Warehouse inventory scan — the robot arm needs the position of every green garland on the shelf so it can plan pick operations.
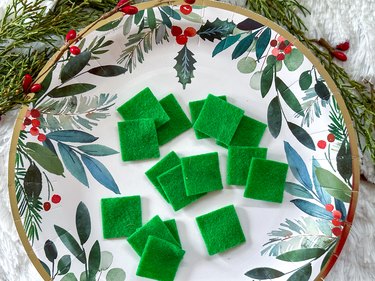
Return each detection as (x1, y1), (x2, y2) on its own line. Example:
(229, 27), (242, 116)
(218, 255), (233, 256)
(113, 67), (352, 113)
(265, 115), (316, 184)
(0, 0), (374, 162)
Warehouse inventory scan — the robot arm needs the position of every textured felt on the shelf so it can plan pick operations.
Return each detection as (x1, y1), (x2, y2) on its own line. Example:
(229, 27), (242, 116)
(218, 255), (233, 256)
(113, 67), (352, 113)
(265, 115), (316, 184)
(157, 94), (192, 145)
(101, 196), (142, 239)
(230, 115), (267, 147)
(116, 87), (169, 128)
(189, 95), (227, 139)
(227, 147), (268, 186)
(244, 158), (289, 203)
(181, 152), (223, 196)
(196, 205), (246, 255)
(117, 119), (160, 161)
(193, 94), (244, 145)
(157, 165), (205, 211)
(127, 215), (179, 256)
(164, 219), (181, 246)
(136, 236), (185, 281)
(145, 151), (181, 202)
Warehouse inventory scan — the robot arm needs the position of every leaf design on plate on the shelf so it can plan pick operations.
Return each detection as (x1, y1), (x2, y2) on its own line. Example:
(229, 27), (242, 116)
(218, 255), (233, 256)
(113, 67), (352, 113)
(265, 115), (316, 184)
(260, 64), (274, 97)
(160, 6), (181, 20)
(57, 255), (71, 275)
(99, 251), (113, 271)
(336, 140), (352, 182)
(77, 144), (118, 156)
(123, 15), (133, 36)
(284, 49), (304, 71)
(134, 9), (144, 25)
(88, 241), (101, 279)
(24, 163), (42, 202)
(314, 80), (331, 100)
(43, 138), (57, 154)
(44, 240), (58, 262)
(284, 182), (314, 199)
(106, 268), (126, 281)
(76, 202), (91, 245)
(97, 18), (122, 32)
(287, 122), (316, 151)
(35, 66), (54, 98)
(236, 18), (264, 31)
(232, 32), (257, 59)
(39, 259), (51, 276)
(256, 27), (271, 60)
(54, 225), (86, 263)
(245, 267), (285, 279)
(47, 83), (96, 98)
(267, 96), (282, 138)
(299, 70), (312, 90)
(61, 272), (78, 281)
(25, 142), (64, 175)
(275, 77), (304, 116)
(212, 34), (240, 57)
(177, 10), (203, 23)
(174, 45), (196, 89)
(335, 198), (347, 220)
(197, 18), (236, 42)
(277, 248), (326, 262)
(47, 130), (98, 143)
(147, 8), (156, 29)
(291, 199), (333, 219)
(287, 263), (312, 281)
(312, 157), (331, 205)
(88, 66), (126, 77)
(60, 51), (91, 83)
(159, 9), (172, 28)
(320, 246), (335, 270)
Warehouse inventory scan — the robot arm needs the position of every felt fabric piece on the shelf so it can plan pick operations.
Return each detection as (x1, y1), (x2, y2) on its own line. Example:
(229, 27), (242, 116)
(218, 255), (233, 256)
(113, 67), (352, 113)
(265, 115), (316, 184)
(181, 152), (223, 196)
(136, 236), (185, 281)
(230, 115), (267, 147)
(116, 87), (170, 128)
(244, 158), (289, 203)
(118, 119), (160, 161)
(127, 215), (179, 256)
(101, 196), (142, 239)
(157, 94), (192, 145)
(193, 94), (244, 145)
(157, 165), (205, 211)
(145, 151), (181, 202)
(196, 205), (246, 255)
(164, 219), (181, 246)
(189, 95), (227, 139)
(227, 147), (268, 186)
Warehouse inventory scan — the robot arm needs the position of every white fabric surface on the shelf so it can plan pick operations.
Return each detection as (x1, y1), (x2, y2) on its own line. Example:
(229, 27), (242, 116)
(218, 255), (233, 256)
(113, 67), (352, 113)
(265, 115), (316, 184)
(0, 0), (374, 280)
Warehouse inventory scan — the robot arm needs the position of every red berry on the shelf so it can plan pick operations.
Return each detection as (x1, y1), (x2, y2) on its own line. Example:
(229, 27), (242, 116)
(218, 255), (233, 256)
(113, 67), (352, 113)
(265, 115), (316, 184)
(65, 29), (77, 41)
(31, 119), (40, 127)
(171, 25), (183, 36)
(276, 53), (285, 61)
(184, 0), (196, 4)
(184, 27), (197, 37)
(22, 74), (33, 92)
(332, 51), (347, 61)
(69, 46), (81, 55)
(30, 127), (39, 136)
(176, 34), (188, 45)
(270, 39), (278, 47)
(332, 210), (342, 219)
(279, 41), (286, 51)
(38, 133), (46, 142)
(317, 140), (327, 149)
(332, 219), (342, 227)
(30, 109), (40, 118)
(116, 0), (129, 7)
(284, 45), (292, 54)
(30, 84), (42, 93)
(332, 227), (342, 236)
(336, 41), (350, 51)
(180, 4), (192, 15)
(24, 117), (32, 126)
(327, 133), (335, 142)
(51, 194), (61, 204)
(43, 202), (51, 211)
(325, 204), (334, 212)
(121, 5), (138, 15)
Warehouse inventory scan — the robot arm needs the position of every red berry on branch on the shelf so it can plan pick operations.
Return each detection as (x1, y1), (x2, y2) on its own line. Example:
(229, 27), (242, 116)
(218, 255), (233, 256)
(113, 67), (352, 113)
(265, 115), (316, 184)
(171, 26), (183, 36)
(69, 46), (81, 55)
(332, 219), (342, 227)
(184, 27), (197, 37)
(22, 74), (33, 92)
(270, 39), (278, 47)
(325, 204), (334, 212)
(30, 84), (42, 93)
(24, 118), (32, 126)
(278, 41), (286, 51)
(43, 202), (51, 211)
(332, 210), (342, 219)
(30, 109), (40, 118)
(184, 0), (196, 4)
(30, 127), (39, 136)
(284, 45), (292, 54)
(317, 140), (327, 149)
(276, 53), (285, 61)
(116, 0), (130, 7)
(121, 5), (138, 15)
(65, 29), (77, 41)
(31, 119), (40, 127)
(336, 41), (350, 51)
(176, 34), (188, 45)
(332, 51), (347, 61)
(180, 4), (192, 15)
(38, 133), (47, 142)
(332, 227), (342, 236)
(327, 133), (335, 142)
(51, 194), (61, 204)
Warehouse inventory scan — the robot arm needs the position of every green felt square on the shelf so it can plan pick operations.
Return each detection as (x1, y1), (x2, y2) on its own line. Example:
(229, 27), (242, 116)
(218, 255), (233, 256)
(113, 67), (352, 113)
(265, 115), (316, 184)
(101, 196), (141, 238)
(193, 94), (244, 145)
(244, 158), (288, 203)
(136, 236), (185, 281)
(117, 87), (170, 128)
(196, 205), (246, 255)
(189, 95), (227, 139)
(127, 215), (179, 256)
(227, 147), (268, 186)
(157, 94), (192, 145)
(230, 115), (267, 147)
(181, 152), (223, 196)
(118, 119), (160, 161)
(158, 165), (205, 211)
(164, 219), (181, 246)
(145, 151), (181, 202)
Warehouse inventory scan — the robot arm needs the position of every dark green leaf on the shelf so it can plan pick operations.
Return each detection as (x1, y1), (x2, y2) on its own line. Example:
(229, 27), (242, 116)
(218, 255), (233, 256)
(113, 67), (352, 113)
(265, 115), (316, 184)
(277, 248), (325, 262)
(58, 143), (88, 186)
(60, 51), (91, 83)
(61, 273), (78, 281)
(336, 140), (352, 182)
(321, 246), (335, 270)
(77, 144), (118, 156)
(57, 255), (71, 275)
(44, 240), (58, 262)
(291, 199), (333, 219)
(315, 167), (352, 202)
(35, 67), (54, 98)
(106, 268), (126, 281)
(25, 142), (64, 175)
(174, 45), (196, 89)
(236, 18), (263, 30)
(47, 130), (98, 143)
(284, 49), (304, 71)
(276, 77), (304, 116)
(267, 96), (282, 138)
(232, 33), (257, 59)
(88, 65), (126, 77)
(160, 6), (181, 20)
(24, 163), (42, 201)
(76, 202), (91, 245)
(256, 28), (271, 60)
(197, 18), (236, 42)
(287, 263), (312, 281)
(335, 198), (347, 220)
(96, 18), (122, 32)
(260, 64), (274, 97)
(212, 34), (240, 57)
(88, 241), (101, 279)
(287, 122), (316, 150)
(39, 259), (50, 276)
(245, 267), (285, 279)
(284, 182), (314, 199)
(159, 9), (172, 28)
(299, 71), (312, 90)
(47, 83), (96, 98)
(146, 8), (156, 29)
(99, 251), (113, 271)
(315, 81), (331, 100)
(54, 225), (86, 263)
(43, 138), (57, 155)
(134, 10), (144, 25)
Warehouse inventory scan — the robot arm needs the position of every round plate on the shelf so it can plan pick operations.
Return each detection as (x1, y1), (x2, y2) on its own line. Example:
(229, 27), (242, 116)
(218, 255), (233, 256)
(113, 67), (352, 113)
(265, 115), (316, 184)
(8, 1), (359, 280)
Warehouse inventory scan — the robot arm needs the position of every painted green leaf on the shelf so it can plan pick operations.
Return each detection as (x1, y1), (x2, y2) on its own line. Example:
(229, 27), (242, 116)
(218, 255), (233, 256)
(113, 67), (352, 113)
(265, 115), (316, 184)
(287, 263), (312, 281)
(47, 130), (98, 143)
(174, 45), (196, 89)
(44, 240), (58, 262)
(287, 122), (316, 150)
(232, 32), (257, 59)
(88, 241), (101, 279)
(256, 28), (271, 60)
(284, 182), (314, 199)
(47, 83), (96, 98)
(336, 140), (352, 182)
(321, 246), (335, 270)
(245, 267), (285, 279)
(314, 80), (331, 100)
(106, 268), (126, 281)
(315, 167), (352, 202)
(77, 144), (118, 156)
(197, 18), (236, 42)
(236, 18), (263, 31)
(267, 96), (282, 138)
(250, 71), (262, 90)
(39, 259), (50, 276)
(146, 8), (156, 29)
(276, 77), (304, 116)
(35, 66), (54, 98)
(260, 64), (274, 97)
(159, 9), (172, 28)
(88, 65), (126, 77)
(277, 248), (326, 262)
(54, 225), (86, 263)
(57, 255), (71, 275)
(24, 163), (42, 201)
(60, 51), (91, 83)
(97, 18), (122, 32)
(299, 71), (312, 90)
(177, 11), (203, 23)
(76, 202), (91, 245)
(212, 34), (240, 57)
(237, 57), (257, 74)
(284, 49), (304, 71)
(99, 251), (113, 271)
(160, 6), (181, 20)
(266, 55), (277, 66)
(155, 23), (167, 44)
(134, 10), (144, 25)
(61, 273), (78, 281)
(25, 142), (64, 175)
(123, 15), (133, 36)
(291, 199), (333, 219)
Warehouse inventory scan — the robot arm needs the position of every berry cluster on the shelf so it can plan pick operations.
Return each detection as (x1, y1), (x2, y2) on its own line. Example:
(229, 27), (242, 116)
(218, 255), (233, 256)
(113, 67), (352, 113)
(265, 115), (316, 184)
(22, 74), (42, 94)
(22, 109), (46, 142)
(317, 133), (335, 149)
(325, 204), (343, 236)
(43, 194), (61, 211)
(331, 41), (349, 62)
(171, 26), (197, 45)
(269, 36), (293, 61)
(180, 0), (195, 15)
(65, 29), (81, 56)
(117, 0), (139, 15)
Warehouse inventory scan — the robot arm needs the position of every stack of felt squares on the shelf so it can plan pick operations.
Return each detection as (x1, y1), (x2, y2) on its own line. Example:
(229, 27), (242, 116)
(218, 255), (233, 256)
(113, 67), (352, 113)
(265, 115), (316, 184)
(145, 151), (223, 211)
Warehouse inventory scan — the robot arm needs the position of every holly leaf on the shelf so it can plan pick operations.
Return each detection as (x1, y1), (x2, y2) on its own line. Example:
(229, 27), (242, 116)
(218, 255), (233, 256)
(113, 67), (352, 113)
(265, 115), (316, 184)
(197, 18), (236, 42)
(245, 267), (285, 279)
(267, 96), (282, 138)
(287, 121), (316, 150)
(60, 51), (91, 83)
(275, 77), (304, 116)
(47, 83), (96, 98)
(174, 45), (196, 89)
(236, 18), (264, 31)
(277, 248), (326, 262)
(88, 66), (126, 77)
